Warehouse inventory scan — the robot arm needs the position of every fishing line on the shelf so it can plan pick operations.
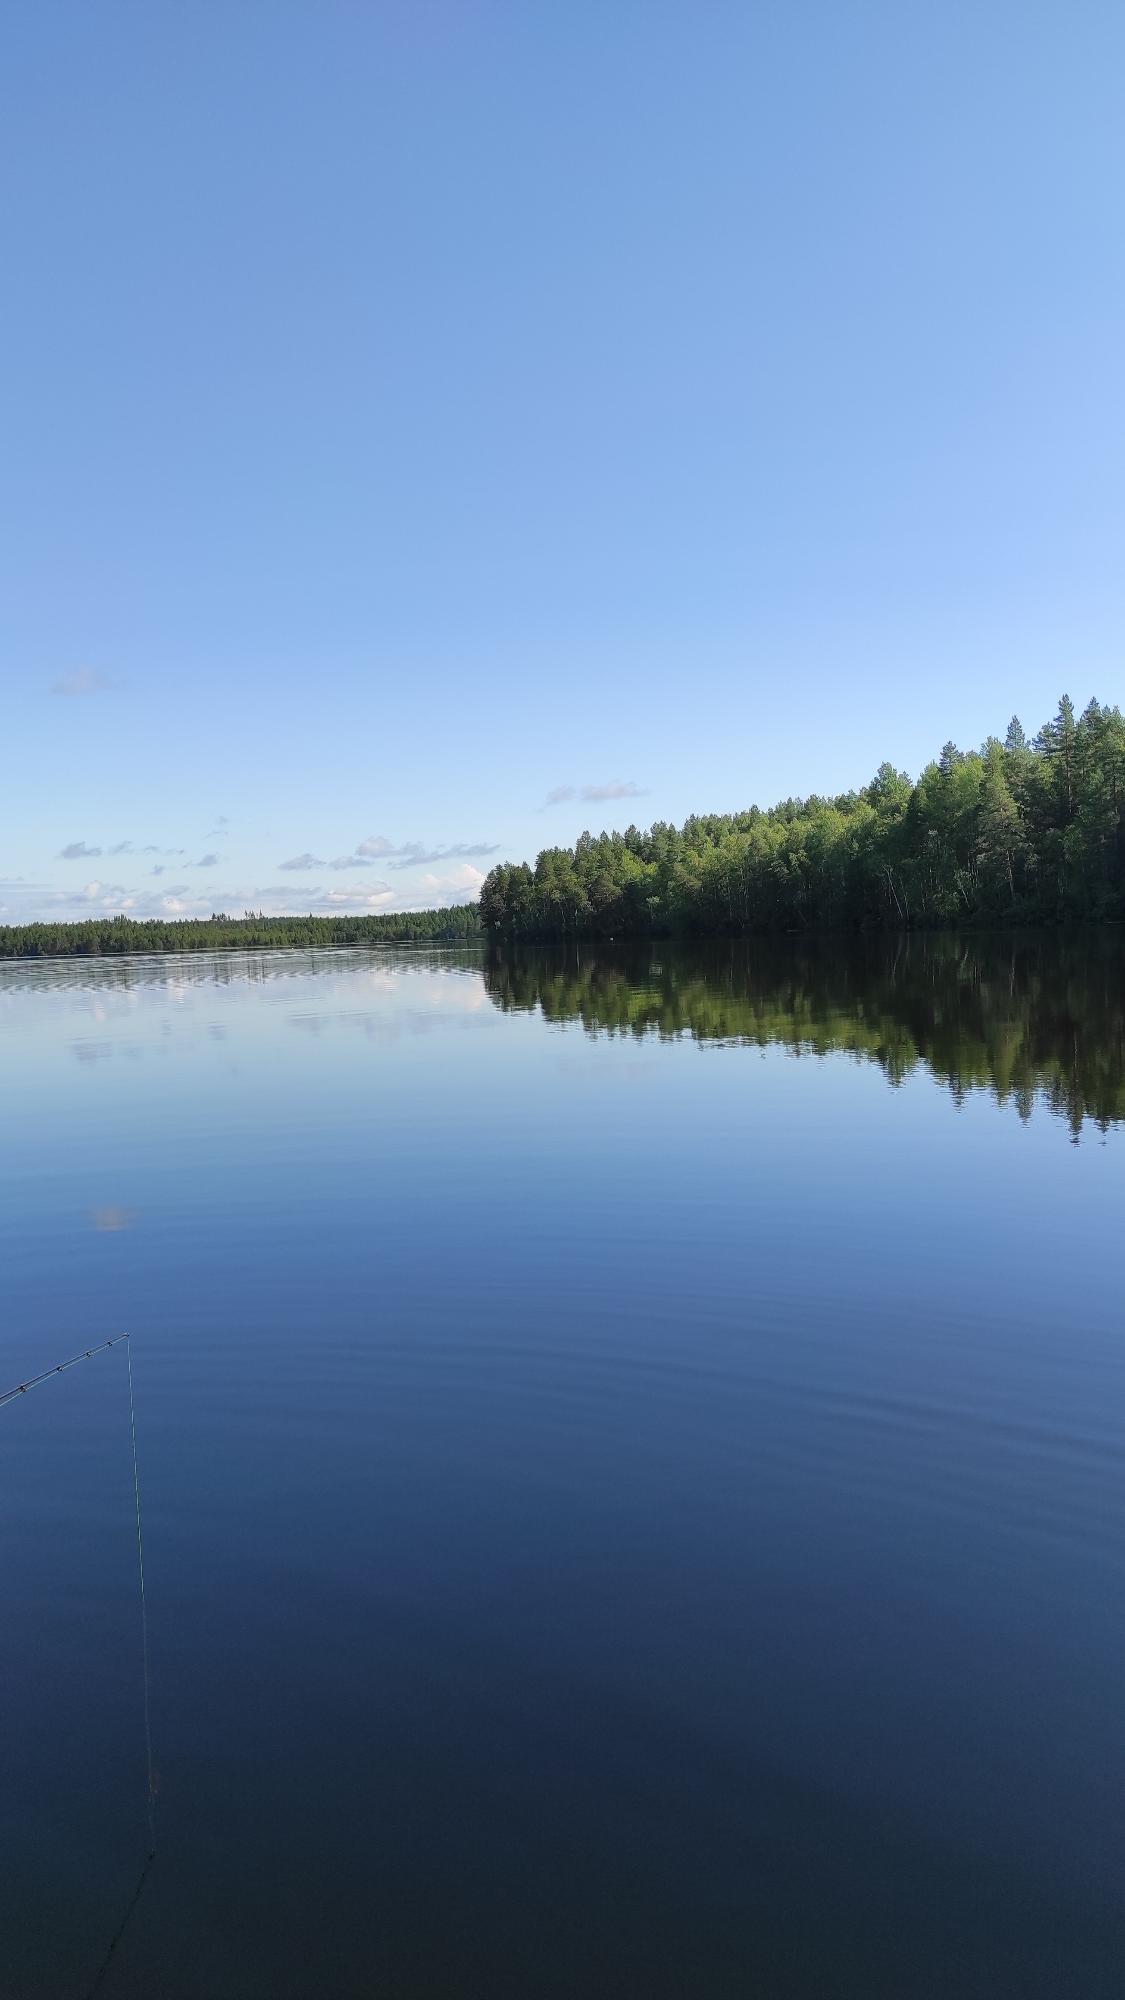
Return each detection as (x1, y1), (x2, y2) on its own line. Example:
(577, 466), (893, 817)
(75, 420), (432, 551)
(126, 1335), (157, 1856)
(83, 1851), (156, 1999)
(1, 1331), (156, 1853)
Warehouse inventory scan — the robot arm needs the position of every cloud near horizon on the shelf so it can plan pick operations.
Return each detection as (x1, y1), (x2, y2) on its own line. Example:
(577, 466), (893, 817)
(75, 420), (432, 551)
(19, 827), (493, 928)
(3, 866), (485, 924)
(77, 880), (131, 907)
(308, 883), (396, 912)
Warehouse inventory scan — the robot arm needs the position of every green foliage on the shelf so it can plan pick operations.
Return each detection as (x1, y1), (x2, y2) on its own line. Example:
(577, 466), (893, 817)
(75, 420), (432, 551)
(480, 695), (1125, 937)
(0, 904), (482, 959)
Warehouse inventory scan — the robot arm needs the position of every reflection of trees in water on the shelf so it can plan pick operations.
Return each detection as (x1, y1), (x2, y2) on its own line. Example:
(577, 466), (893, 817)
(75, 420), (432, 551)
(3, 934), (1120, 1136)
(484, 933), (1125, 1137)
(0, 945), (484, 998)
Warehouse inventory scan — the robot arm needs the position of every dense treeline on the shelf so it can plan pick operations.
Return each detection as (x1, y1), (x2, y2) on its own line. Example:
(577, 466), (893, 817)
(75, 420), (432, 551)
(481, 697), (1125, 937)
(0, 905), (482, 959)
(484, 932), (1125, 1137)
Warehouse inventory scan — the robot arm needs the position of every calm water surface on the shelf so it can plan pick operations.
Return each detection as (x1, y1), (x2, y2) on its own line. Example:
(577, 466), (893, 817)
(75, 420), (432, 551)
(1, 935), (1123, 1998)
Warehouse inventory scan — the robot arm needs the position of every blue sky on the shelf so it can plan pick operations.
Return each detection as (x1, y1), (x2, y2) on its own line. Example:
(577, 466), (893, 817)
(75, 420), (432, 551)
(3, 2), (1123, 922)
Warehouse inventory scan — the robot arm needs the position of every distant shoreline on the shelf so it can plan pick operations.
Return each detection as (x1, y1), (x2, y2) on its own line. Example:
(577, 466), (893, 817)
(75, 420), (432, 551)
(0, 908), (482, 960)
(2, 911), (1120, 963)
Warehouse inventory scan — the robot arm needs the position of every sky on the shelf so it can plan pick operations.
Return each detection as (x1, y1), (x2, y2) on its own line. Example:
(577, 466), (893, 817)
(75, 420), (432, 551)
(3, 1), (1124, 923)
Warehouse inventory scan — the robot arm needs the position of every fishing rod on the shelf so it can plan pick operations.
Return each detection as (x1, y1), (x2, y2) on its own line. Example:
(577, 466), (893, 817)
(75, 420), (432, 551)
(1, 1330), (157, 1858)
(0, 1333), (131, 1409)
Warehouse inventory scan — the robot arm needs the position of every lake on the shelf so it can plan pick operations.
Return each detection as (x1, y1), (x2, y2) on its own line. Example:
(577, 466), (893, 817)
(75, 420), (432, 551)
(1, 933), (1123, 1998)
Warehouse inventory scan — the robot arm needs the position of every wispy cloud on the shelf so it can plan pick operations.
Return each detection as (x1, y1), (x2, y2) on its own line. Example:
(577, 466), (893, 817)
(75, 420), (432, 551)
(50, 667), (121, 698)
(63, 836), (190, 863)
(388, 841), (499, 871)
(327, 835), (398, 869)
(285, 835), (498, 873)
(194, 852), (220, 868)
(543, 781), (647, 808)
(585, 781), (645, 802)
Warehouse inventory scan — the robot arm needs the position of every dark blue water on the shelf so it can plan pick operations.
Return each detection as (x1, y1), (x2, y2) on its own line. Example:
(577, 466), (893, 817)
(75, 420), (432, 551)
(2, 937), (1123, 1998)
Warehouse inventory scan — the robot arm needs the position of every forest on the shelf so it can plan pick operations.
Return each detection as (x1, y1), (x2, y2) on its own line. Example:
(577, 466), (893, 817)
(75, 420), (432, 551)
(0, 904), (481, 959)
(480, 697), (1125, 937)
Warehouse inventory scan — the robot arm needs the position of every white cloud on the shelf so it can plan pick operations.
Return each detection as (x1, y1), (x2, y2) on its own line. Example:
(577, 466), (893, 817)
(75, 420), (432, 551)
(310, 883), (396, 911)
(59, 840), (103, 860)
(419, 863), (486, 904)
(76, 880), (133, 908)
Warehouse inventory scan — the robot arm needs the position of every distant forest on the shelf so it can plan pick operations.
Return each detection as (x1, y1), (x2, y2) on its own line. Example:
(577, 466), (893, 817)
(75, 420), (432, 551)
(0, 904), (481, 959)
(481, 697), (1125, 937)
